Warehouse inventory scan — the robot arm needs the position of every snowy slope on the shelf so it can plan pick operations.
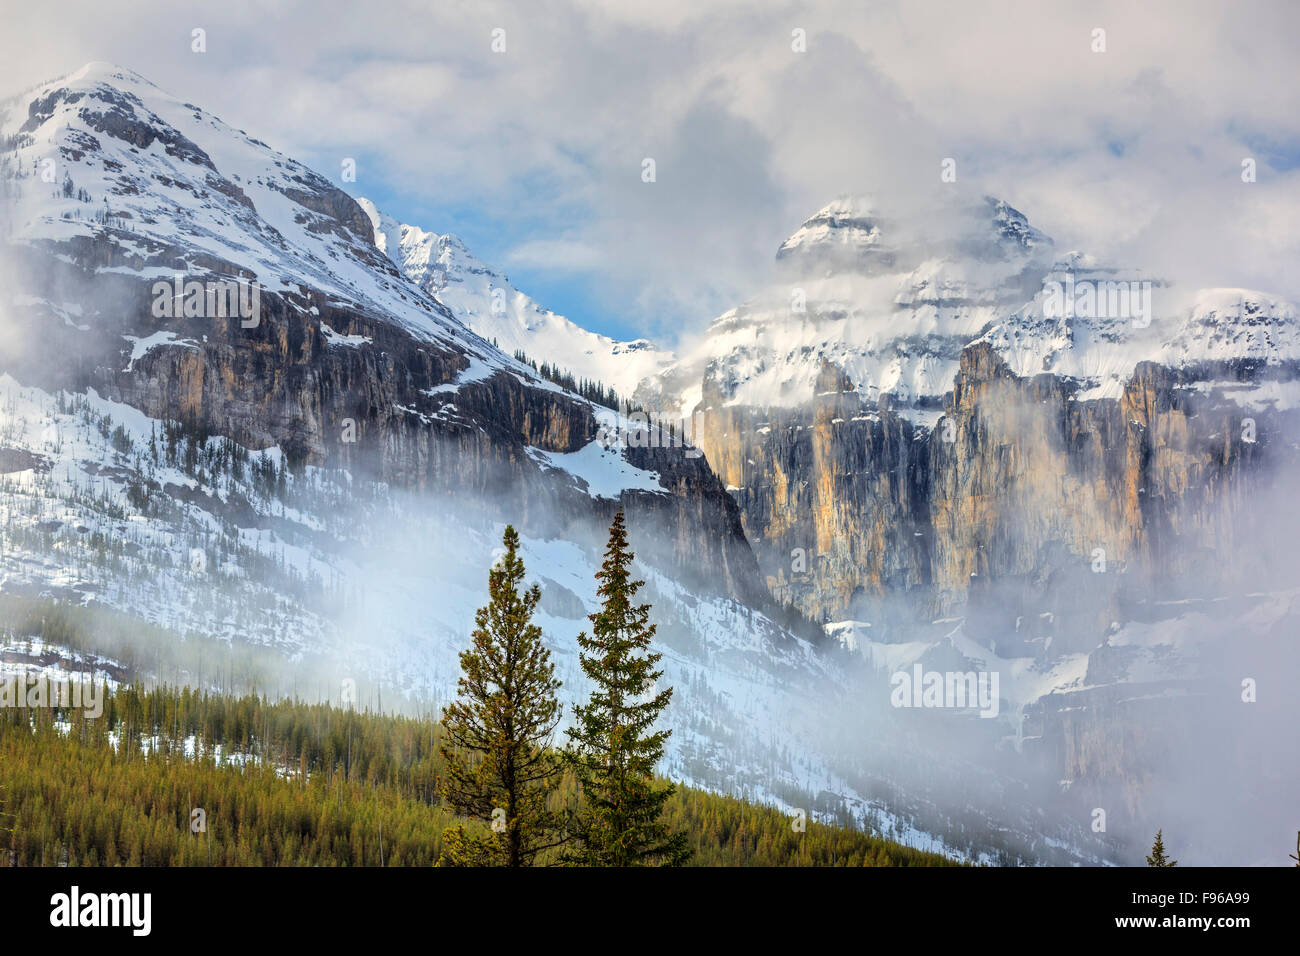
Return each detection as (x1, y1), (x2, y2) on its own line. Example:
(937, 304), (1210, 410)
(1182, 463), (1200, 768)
(357, 198), (674, 397)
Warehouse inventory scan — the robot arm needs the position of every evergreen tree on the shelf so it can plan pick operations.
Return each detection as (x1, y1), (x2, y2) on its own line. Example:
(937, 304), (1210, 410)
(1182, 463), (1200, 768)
(437, 526), (564, 866)
(1146, 829), (1177, 867)
(565, 511), (689, 866)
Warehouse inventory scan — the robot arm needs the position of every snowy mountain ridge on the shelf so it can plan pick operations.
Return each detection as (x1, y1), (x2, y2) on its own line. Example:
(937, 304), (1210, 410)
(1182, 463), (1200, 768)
(649, 193), (1300, 419)
(357, 198), (675, 398)
(0, 62), (696, 512)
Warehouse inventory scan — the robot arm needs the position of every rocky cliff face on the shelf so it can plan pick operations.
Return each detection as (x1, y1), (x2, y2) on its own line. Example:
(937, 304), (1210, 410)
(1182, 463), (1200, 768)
(691, 340), (1291, 647)
(683, 309), (1299, 860)
(692, 360), (930, 625)
(648, 189), (1300, 856)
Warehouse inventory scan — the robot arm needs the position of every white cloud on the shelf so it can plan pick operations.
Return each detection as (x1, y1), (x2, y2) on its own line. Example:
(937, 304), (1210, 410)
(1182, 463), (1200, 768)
(2, 0), (1297, 339)
(507, 238), (605, 273)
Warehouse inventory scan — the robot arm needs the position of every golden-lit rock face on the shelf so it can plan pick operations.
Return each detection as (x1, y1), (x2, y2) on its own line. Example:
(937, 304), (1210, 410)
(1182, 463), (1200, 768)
(689, 342), (1270, 648)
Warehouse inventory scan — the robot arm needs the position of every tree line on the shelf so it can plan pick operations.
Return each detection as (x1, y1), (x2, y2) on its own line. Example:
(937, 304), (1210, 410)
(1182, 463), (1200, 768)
(511, 348), (621, 411)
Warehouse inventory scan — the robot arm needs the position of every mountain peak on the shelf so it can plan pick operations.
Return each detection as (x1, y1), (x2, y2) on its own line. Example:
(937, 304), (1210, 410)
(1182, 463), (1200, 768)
(777, 194), (885, 265)
(1, 67), (470, 350)
(357, 200), (674, 394)
(808, 194), (879, 220)
(775, 192), (1049, 274)
(436, 232), (471, 253)
(62, 61), (158, 90)
(980, 195), (1050, 253)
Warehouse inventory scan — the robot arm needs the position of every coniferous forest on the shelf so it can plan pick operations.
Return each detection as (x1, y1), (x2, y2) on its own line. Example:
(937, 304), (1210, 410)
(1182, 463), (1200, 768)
(0, 685), (954, 867)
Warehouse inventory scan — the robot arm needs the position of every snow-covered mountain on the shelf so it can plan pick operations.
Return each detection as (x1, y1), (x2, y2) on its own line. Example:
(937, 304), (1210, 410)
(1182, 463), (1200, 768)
(627, 189), (1300, 867)
(0, 61), (735, 564)
(648, 190), (1300, 629)
(0, 62), (476, 356)
(645, 194), (1054, 419)
(357, 198), (674, 398)
(649, 194), (1300, 420)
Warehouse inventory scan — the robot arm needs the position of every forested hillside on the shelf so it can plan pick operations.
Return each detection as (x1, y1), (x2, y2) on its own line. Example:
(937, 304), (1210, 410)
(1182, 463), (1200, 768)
(0, 685), (955, 867)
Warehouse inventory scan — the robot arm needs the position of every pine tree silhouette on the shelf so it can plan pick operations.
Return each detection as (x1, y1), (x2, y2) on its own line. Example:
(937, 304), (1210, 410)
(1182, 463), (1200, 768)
(1146, 829), (1177, 867)
(437, 526), (565, 866)
(564, 511), (689, 866)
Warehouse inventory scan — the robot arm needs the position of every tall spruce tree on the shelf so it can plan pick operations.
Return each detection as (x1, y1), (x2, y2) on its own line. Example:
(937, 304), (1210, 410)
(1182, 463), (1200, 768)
(438, 526), (565, 866)
(1146, 829), (1177, 867)
(565, 510), (689, 866)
